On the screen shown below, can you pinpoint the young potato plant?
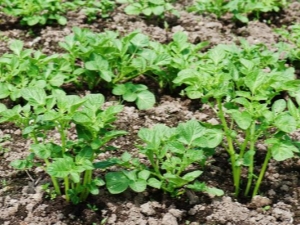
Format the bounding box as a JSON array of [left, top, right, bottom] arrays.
[[0, 87, 127, 204], [162, 32, 209, 90], [59, 27, 171, 109], [117, 0, 179, 19], [0, 40, 71, 101], [276, 24, 300, 66], [189, 0, 288, 23], [104, 120, 224, 197], [0, 0, 74, 25], [0, 0, 115, 26], [71, 0, 116, 21], [173, 40, 300, 198]]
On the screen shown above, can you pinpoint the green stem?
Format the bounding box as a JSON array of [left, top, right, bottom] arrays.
[[216, 98, 239, 196], [80, 170, 93, 201], [58, 124, 67, 154], [252, 147, 272, 197], [235, 128, 251, 195], [64, 177, 70, 202], [148, 152, 164, 180], [244, 122, 257, 196], [45, 158, 61, 195]]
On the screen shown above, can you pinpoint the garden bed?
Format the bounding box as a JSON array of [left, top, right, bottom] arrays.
[[1, 1, 300, 224]]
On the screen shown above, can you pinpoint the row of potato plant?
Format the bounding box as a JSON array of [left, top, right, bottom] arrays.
[[0, 28, 208, 110], [0, 0, 115, 25], [0, 0, 291, 26], [0, 87, 223, 203], [1, 28, 300, 203], [189, 0, 289, 23], [173, 39, 300, 197]]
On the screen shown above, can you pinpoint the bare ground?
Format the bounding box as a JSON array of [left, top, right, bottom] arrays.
[[1, 1, 300, 224]]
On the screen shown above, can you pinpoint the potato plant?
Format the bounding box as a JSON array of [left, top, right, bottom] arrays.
[[117, 0, 179, 18], [104, 120, 224, 197], [0, 40, 70, 101], [0, 88, 127, 204], [0, 0, 116, 26], [173, 40, 300, 197], [189, 0, 288, 23]]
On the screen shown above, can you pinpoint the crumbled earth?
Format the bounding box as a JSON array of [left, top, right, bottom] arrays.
[[1, 1, 300, 225]]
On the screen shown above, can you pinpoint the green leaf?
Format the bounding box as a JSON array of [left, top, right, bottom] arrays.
[[30, 143, 51, 159], [49, 75, 66, 87], [123, 92, 138, 102], [21, 87, 47, 107], [0, 103, 6, 113], [84, 93, 105, 109], [57, 95, 85, 114], [229, 110, 252, 130], [105, 171, 129, 194], [243, 150, 255, 166], [182, 170, 203, 182], [208, 47, 226, 65], [9, 40, 23, 56], [112, 84, 127, 95], [100, 70, 113, 82], [47, 157, 85, 178], [240, 58, 254, 70], [244, 70, 266, 95], [138, 170, 151, 180], [272, 99, 286, 114], [125, 4, 142, 15], [26, 17, 40, 26], [129, 179, 147, 192], [148, 178, 161, 189], [270, 141, 299, 161], [274, 114, 297, 133], [205, 187, 224, 196], [287, 99, 299, 119], [136, 90, 156, 110], [194, 129, 223, 148], [57, 16, 67, 25], [152, 6, 164, 16], [131, 33, 149, 48], [177, 120, 206, 145], [0, 83, 10, 99]]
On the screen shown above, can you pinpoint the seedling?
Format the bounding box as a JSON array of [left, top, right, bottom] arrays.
[[104, 120, 224, 197], [189, 0, 288, 23], [1, 87, 127, 204], [117, 0, 179, 19], [173, 40, 300, 197]]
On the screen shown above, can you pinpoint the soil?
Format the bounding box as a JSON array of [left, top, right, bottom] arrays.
[[1, 1, 300, 225]]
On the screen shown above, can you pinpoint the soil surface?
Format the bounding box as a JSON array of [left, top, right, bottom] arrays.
[[1, 1, 300, 225]]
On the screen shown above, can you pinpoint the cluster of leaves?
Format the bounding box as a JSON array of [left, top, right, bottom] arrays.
[[188, 0, 288, 23], [173, 40, 300, 197], [0, 88, 126, 204], [0, 28, 206, 109], [0, 40, 70, 101], [2, 27, 300, 203], [0, 0, 116, 26], [117, 0, 179, 18], [275, 23, 300, 64], [104, 120, 224, 197]]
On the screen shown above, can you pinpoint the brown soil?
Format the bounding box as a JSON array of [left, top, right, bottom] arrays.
[[1, 1, 300, 225]]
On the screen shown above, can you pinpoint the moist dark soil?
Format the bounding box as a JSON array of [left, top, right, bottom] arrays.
[[1, 1, 300, 225]]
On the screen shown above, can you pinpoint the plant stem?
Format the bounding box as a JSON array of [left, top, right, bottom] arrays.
[[58, 124, 67, 154], [235, 127, 251, 194], [45, 159, 61, 195], [216, 98, 239, 196], [64, 177, 70, 202], [252, 147, 272, 197], [244, 122, 257, 196], [80, 170, 92, 201]]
